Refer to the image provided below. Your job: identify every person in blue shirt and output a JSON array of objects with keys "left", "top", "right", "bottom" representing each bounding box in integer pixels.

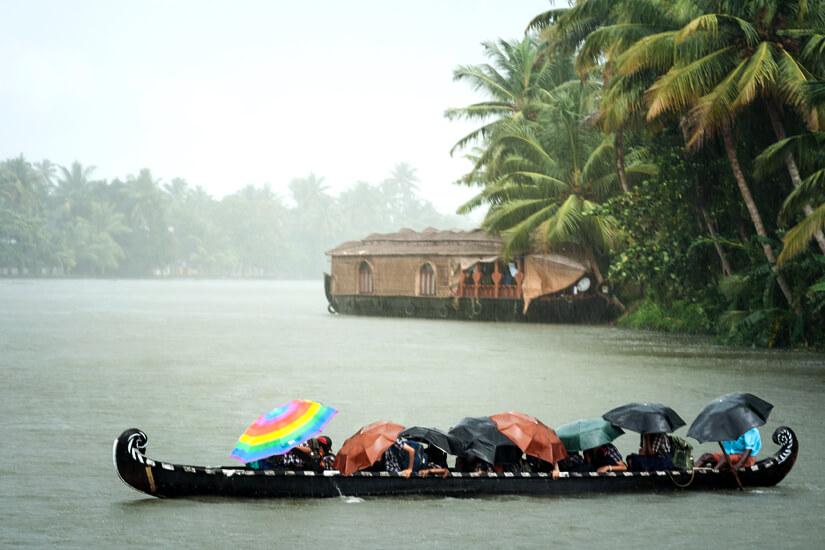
[{"left": 696, "top": 427, "right": 762, "bottom": 470}]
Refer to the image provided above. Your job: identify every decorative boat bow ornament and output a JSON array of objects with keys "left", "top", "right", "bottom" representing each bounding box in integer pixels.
[{"left": 113, "top": 426, "right": 798, "bottom": 499}]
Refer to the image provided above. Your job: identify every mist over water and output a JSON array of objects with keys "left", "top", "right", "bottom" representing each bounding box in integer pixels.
[{"left": 2, "top": 280, "right": 823, "bottom": 548}]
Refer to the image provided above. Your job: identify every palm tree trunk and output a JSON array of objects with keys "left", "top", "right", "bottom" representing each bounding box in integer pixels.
[
  {"left": 615, "top": 125, "right": 629, "bottom": 193},
  {"left": 582, "top": 235, "right": 626, "bottom": 312},
  {"left": 700, "top": 206, "right": 732, "bottom": 277},
  {"left": 679, "top": 115, "right": 733, "bottom": 276},
  {"left": 765, "top": 102, "right": 825, "bottom": 255},
  {"left": 721, "top": 122, "right": 802, "bottom": 316}
]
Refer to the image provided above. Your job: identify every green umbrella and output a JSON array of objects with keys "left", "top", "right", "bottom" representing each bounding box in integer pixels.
[{"left": 556, "top": 417, "right": 624, "bottom": 452}]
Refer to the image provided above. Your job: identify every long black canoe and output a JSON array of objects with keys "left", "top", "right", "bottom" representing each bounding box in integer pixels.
[{"left": 113, "top": 426, "right": 798, "bottom": 499}]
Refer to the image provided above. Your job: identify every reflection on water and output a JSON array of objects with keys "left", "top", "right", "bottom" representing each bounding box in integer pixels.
[{"left": 1, "top": 280, "right": 823, "bottom": 548}]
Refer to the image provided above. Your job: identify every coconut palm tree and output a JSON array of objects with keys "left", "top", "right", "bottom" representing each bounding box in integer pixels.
[
  {"left": 671, "top": 0, "right": 825, "bottom": 255},
  {"left": 54, "top": 161, "right": 96, "bottom": 219},
  {"left": 457, "top": 76, "right": 654, "bottom": 311},
  {"left": 123, "top": 169, "right": 167, "bottom": 229},
  {"left": 0, "top": 155, "right": 40, "bottom": 212},
  {"left": 74, "top": 201, "right": 131, "bottom": 275},
  {"left": 757, "top": 81, "right": 825, "bottom": 263},
  {"left": 622, "top": 0, "right": 824, "bottom": 313},
  {"left": 530, "top": 0, "right": 679, "bottom": 193},
  {"left": 381, "top": 162, "right": 420, "bottom": 208},
  {"left": 444, "top": 36, "right": 574, "bottom": 162}
]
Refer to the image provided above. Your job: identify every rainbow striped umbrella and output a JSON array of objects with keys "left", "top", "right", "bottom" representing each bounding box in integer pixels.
[{"left": 231, "top": 399, "right": 338, "bottom": 464}]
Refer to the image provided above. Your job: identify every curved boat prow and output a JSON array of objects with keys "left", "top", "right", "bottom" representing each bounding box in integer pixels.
[
  {"left": 763, "top": 426, "right": 798, "bottom": 485},
  {"left": 113, "top": 428, "right": 156, "bottom": 496}
]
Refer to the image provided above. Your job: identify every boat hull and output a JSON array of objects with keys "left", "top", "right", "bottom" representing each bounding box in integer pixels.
[
  {"left": 114, "top": 426, "right": 798, "bottom": 499},
  {"left": 325, "top": 293, "right": 608, "bottom": 323}
]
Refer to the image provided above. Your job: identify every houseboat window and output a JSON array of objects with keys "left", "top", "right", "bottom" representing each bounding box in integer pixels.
[
  {"left": 359, "top": 262, "right": 373, "bottom": 294},
  {"left": 419, "top": 263, "right": 436, "bottom": 296}
]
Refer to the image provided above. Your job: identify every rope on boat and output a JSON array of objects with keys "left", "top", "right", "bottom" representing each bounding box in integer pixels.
[{"left": 667, "top": 469, "right": 696, "bottom": 488}]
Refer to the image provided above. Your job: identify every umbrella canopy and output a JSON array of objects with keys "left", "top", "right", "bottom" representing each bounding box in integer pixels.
[
  {"left": 602, "top": 402, "right": 686, "bottom": 434},
  {"left": 448, "top": 416, "right": 522, "bottom": 465},
  {"left": 687, "top": 392, "right": 774, "bottom": 443},
  {"left": 231, "top": 399, "right": 337, "bottom": 464},
  {"left": 555, "top": 417, "right": 625, "bottom": 452},
  {"left": 490, "top": 411, "right": 568, "bottom": 464},
  {"left": 332, "top": 420, "right": 405, "bottom": 476},
  {"left": 400, "top": 426, "right": 459, "bottom": 455}
]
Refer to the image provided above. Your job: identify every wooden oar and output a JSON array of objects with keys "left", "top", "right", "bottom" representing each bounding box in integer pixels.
[{"left": 718, "top": 442, "right": 744, "bottom": 490}]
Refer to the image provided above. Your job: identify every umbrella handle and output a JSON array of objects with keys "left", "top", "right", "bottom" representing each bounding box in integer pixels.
[{"left": 718, "top": 442, "right": 744, "bottom": 491}]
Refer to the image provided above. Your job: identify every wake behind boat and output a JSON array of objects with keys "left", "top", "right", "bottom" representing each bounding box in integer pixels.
[{"left": 113, "top": 426, "right": 798, "bottom": 499}]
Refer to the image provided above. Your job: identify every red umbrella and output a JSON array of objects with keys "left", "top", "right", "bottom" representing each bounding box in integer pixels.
[
  {"left": 332, "top": 420, "right": 405, "bottom": 476},
  {"left": 490, "top": 410, "right": 568, "bottom": 464}
]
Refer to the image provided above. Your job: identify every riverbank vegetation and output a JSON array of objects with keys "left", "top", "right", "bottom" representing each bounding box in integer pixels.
[
  {"left": 0, "top": 160, "right": 468, "bottom": 279},
  {"left": 447, "top": 0, "right": 824, "bottom": 349}
]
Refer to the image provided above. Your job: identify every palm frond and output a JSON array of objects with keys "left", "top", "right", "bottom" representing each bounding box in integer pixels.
[
  {"left": 775, "top": 49, "right": 815, "bottom": 112},
  {"left": 617, "top": 31, "right": 679, "bottom": 75},
  {"left": 781, "top": 167, "right": 825, "bottom": 216},
  {"left": 684, "top": 57, "right": 747, "bottom": 149},
  {"left": 647, "top": 46, "right": 739, "bottom": 122},
  {"left": 778, "top": 201, "right": 825, "bottom": 264},
  {"left": 537, "top": 194, "right": 584, "bottom": 247}
]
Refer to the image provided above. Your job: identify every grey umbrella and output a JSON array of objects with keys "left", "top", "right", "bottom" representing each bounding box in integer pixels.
[
  {"left": 687, "top": 392, "right": 773, "bottom": 491},
  {"left": 687, "top": 392, "right": 773, "bottom": 443},
  {"left": 602, "top": 402, "right": 686, "bottom": 434},
  {"left": 400, "top": 426, "right": 459, "bottom": 455},
  {"left": 448, "top": 416, "right": 521, "bottom": 465}
]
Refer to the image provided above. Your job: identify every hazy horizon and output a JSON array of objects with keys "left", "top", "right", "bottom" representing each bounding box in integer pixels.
[{"left": 0, "top": 0, "right": 555, "bottom": 215}]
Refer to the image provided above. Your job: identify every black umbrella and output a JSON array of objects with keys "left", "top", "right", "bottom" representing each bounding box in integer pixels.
[
  {"left": 448, "top": 416, "right": 522, "bottom": 465},
  {"left": 400, "top": 426, "right": 459, "bottom": 455},
  {"left": 686, "top": 392, "right": 773, "bottom": 491},
  {"left": 602, "top": 402, "right": 686, "bottom": 434},
  {"left": 686, "top": 392, "right": 773, "bottom": 443}
]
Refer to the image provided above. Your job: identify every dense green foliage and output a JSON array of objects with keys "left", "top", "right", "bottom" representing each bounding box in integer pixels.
[
  {"left": 0, "top": 159, "right": 467, "bottom": 279},
  {"left": 447, "top": 0, "right": 825, "bottom": 348}
]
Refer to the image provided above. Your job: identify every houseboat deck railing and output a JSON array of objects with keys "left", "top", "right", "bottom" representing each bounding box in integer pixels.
[{"left": 458, "top": 259, "right": 525, "bottom": 299}]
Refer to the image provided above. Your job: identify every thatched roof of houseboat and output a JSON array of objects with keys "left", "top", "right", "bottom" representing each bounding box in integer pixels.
[{"left": 326, "top": 228, "right": 504, "bottom": 257}]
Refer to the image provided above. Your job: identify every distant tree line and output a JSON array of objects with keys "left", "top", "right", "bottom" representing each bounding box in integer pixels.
[{"left": 0, "top": 157, "right": 469, "bottom": 278}]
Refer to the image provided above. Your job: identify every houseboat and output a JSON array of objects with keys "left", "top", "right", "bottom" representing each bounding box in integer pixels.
[{"left": 324, "top": 228, "right": 612, "bottom": 323}]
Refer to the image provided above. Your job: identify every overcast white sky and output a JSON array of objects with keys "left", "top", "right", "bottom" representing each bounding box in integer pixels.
[{"left": 0, "top": 0, "right": 556, "bottom": 214}]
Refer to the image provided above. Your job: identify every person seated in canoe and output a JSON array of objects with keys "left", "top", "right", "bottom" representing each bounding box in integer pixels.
[
  {"left": 695, "top": 427, "right": 762, "bottom": 470},
  {"left": 558, "top": 451, "right": 592, "bottom": 474},
  {"left": 526, "top": 456, "right": 564, "bottom": 479},
  {"left": 383, "top": 437, "right": 419, "bottom": 478},
  {"left": 626, "top": 433, "right": 675, "bottom": 472},
  {"left": 280, "top": 436, "right": 335, "bottom": 472},
  {"left": 455, "top": 456, "right": 494, "bottom": 473},
  {"left": 583, "top": 443, "right": 627, "bottom": 473},
  {"left": 316, "top": 436, "right": 335, "bottom": 470},
  {"left": 417, "top": 446, "right": 450, "bottom": 478}
]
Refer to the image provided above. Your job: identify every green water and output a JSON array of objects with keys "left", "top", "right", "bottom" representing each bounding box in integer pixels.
[{"left": 1, "top": 279, "right": 823, "bottom": 548}]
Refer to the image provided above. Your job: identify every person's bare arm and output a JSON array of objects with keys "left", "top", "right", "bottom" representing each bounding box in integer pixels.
[
  {"left": 597, "top": 461, "right": 627, "bottom": 473},
  {"left": 399, "top": 444, "right": 415, "bottom": 478}
]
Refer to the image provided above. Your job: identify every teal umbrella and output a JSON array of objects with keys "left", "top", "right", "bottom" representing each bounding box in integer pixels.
[{"left": 556, "top": 417, "right": 624, "bottom": 452}]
